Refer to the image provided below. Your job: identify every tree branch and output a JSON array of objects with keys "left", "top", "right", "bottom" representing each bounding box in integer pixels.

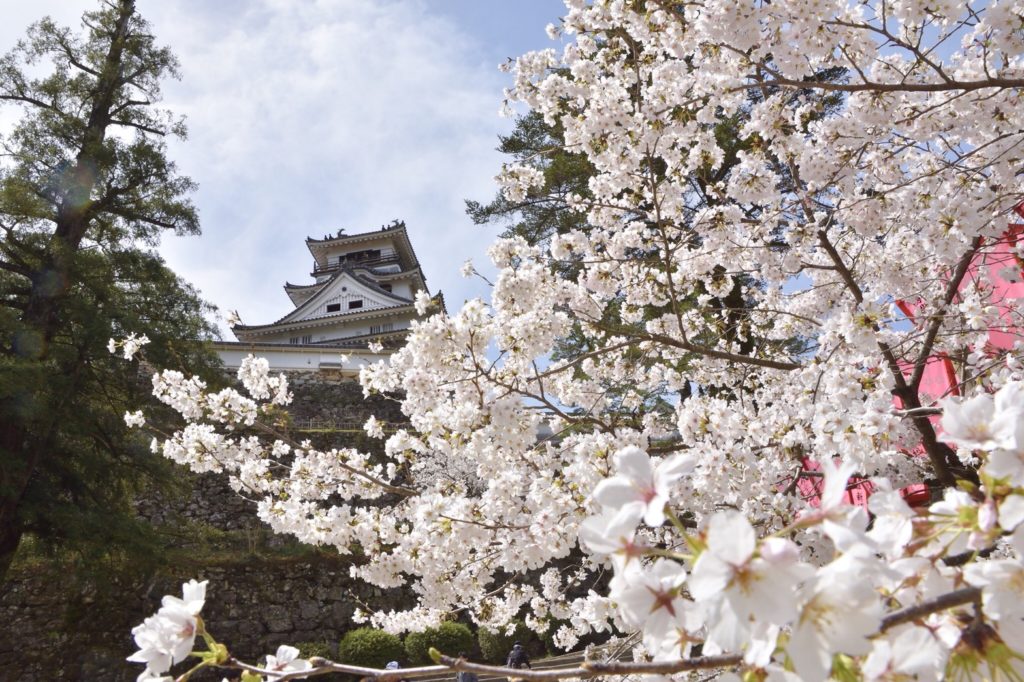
[
  {"left": 110, "top": 117, "right": 165, "bottom": 136},
  {"left": 642, "top": 331, "right": 802, "bottom": 371},
  {"left": 908, "top": 238, "right": 981, "bottom": 392},
  {"left": 879, "top": 586, "right": 981, "bottom": 632}
]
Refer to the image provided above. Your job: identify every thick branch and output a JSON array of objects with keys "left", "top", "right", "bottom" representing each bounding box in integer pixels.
[
  {"left": 908, "top": 239, "right": 981, "bottom": 391},
  {"left": 53, "top": 32, "right": 101, "bottom": 77},
  {"left": 754, "top": 75, "right": 1024, "bottom": 94},
  {"left": 0, "top": 93, "right": 62, "bottom": 114},
  {"left": 815, "top": 229, "right": 959, "bottom": 487},
  {"left": 879, "top": 586, "right": 981, "bottom": 632},
  {"left": 216, "top": 583, "right": 984, "bottom": 682},
  {"left": 642, "top": 331, "right": 802, "bottom": 371},
  {"left": 109, "top": 118, "right": 165, "bottom": 135}
]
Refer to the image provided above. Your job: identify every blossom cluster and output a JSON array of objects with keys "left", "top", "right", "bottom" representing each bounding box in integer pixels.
[
  {"left": 119, "top": 0, "right": 1024, "bottom": 679},
  {"left": 127, "top": 580, "right": 207, "bottom": 680},
  {"left": 583, "top": 390, "right": 1024, "bottom": 678},
  {"left": 127, "top": 579, "right": 313, "bottom": 681},
  {"left": 108, "top": 332, "right": 150, "bottom": 360}
]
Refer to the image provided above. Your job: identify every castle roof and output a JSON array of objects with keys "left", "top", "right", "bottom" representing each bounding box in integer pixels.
[
  {"left": 305, "top": 220, "right": 422, "bottom": 274},
  {"left": 232, "top": 301, "right": 418, "bottom": 336},
  {"left": 231, "top": 221, "right": 434, "bottom": 349}
]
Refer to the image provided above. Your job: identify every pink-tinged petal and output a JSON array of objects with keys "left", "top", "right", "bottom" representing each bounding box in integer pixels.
[
  {"left": 656, "top": 453, "right": 696, "bottom": 481},
  {"left": 707, "top": 511, "right": 756, "bottom": 566},
  {"left": 940, "top": 394, "right": 998, "bottom": 449},
  {"left": 887, "top": 626, "right": 947, "bottom": 676},
  {"left": 822, "top": 508, "right": 871, "bottom": 553},
  {"left": 1012, "top": 525, "right": 1024, "bottom": 557},
  {"left": 788, "top": 623, "right": 832, "bottom": 682},
  {"left": 760, "top": 537, "right": 799, "bottom": 564},
  {"left": 579, "top": 507, "right": 642, "bottom": 555},
  {"left": 613, "top": 446, "right": 654, "bottom": 482},
  {"left": 984, "top": 449, "right": 1024, "bottom": 485},
  {"left": 744, "top": 622, "right": 780, "bottom": 667},
  {"left": 180, "top": 579, "right": 207, "bottom": 612},
  {"left": 642, "top": 492, "right": 668, "bottom": 527},
  {"left": 593, "top": 477, "right": 643, "bottom": 510},
  {"left": 649, "top": 557, "right": 687, "bottom": 585},
  {"left": 703, "top": 598, "right": 745, "bottom": 654},
  {"left": 994, "top": 381, "right": 1024, "bottom": 416},
  {"left": 689, "top": 553, "right": 732, "bottom": 601},
  {"left": 1000, "top": 495, "right": 1024, "bottom": 532},
  {"left": 820, "top": 459, "right": 857, "bottom": 511}
]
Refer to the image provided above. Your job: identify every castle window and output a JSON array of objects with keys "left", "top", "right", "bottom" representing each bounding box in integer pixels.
[
  {"left": 348, "top": 300, "right": 363, "bottom": 310},
  {"left": 326, "top": 303, "right": 341, "bottom": 313}
]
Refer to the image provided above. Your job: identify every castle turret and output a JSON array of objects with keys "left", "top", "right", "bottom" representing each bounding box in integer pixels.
[{"left": 214, "top": 221, "right": 442, "bottom": 373}]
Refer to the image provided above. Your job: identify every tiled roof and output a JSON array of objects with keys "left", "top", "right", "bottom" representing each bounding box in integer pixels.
[{"left": 233, "top": 301, "right": 418, "bottom": 333}]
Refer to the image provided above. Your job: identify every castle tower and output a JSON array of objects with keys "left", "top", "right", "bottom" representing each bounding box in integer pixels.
[{"left": 214, "top": 220, "right": 442, "bottom": 373}]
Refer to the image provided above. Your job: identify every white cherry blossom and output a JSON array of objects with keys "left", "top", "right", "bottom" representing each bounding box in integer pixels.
[
  {"left": 265, "top": 644, "right": 312, "bottom": 675},
  {"left": 592, "top": 446, "right": 694, "bottom": 527},
  {"left": 115, "top": 0, "right": 1024, "bottom": 676}
]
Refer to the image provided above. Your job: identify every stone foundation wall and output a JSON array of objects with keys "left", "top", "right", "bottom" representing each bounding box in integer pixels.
[
  {"left": 1, "top": 371, "right": 413, "bottom": 681},
  {"left": 0, "top": 557, "right": 403, "bottom": 681},
  {"left": 135, "top": 370, "right": 410, "bottom": 531}
]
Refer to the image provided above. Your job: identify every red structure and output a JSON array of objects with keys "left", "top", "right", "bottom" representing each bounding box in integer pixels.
[{"left": 795, "top": 202, "right": 1024, "bottom": 510}]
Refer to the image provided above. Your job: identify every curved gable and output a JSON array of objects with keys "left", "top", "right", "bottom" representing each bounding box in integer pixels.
[
  {"left": 284, "top": 282, "right": 322, "bottom": 307},
  {"left": 278, "top": 270, "right": 406, "bottom": 325}
]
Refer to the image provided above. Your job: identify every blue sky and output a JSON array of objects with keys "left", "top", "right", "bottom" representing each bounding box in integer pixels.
[{"left": 0, "top": 0, "right": 566, "bottom": 335}]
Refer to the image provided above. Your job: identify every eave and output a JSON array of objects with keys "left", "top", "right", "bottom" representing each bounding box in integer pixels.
[{"left": 232, "top": 302, "right": 418, "bottom": 338}]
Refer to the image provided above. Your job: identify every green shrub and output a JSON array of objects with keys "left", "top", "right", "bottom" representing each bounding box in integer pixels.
[
  {"left": 338, "top": 627, "right": 404, "bottom": 670},
  {"left": 477, "top": 619, "right": 539, "bottom": 663},
  {"left": 404, "top": 621, "right": 475, "bottom": 665},
  {"left": 295, "top": 640, "right": 335, "bottom": 660}
]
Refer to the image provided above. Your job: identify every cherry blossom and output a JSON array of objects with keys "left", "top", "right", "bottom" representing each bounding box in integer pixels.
[
  {"left": 128, "top": 580, "right": 207, "bottom": 680},
  {"left": 264, "top": 644, "right": 313, "bottom": 676},
  {"left": 108, "top": 332, "right": 150, "bottom": 360},
  {"left": 111, "top": 0, "right": 1024, "bottom": 677},
  {"left": 592, "top": 446, "right": 694, "bottom": 527}
]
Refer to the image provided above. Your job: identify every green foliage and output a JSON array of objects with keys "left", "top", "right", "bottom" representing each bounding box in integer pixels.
[
  {"left": 296, "top": 641, "right": 336, "bottom": 660},
  {"left": 338, "top": 628, "right": 404, "bottom": 670},
  {"left": 465, "top": 110, "right": 594, "bottom": 254},
  {"left": 0, "top": 0, "right": 220, "bottom": 578},
  {"left": 404, "top": 621, "right": 475, "bottom": 665},
  {"left": 477, "top": 620, "right": 539, "bottom": 664}
]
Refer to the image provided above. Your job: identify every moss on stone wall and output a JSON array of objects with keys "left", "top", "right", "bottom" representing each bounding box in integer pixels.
[{"left": 2, "top": 372, "right": 413, "bottom": 681}]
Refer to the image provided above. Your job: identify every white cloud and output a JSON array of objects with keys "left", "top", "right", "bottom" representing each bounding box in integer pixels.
[
  {"left": 1, "top": 0, "right": 564, "bottom": 336},
  {"left": 145, "top": 0, "right": 534, "bottom": 333}
]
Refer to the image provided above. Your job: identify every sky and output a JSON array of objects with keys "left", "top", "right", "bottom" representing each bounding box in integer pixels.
[{"left": 0, "top": 0, "right": 567, "bottom": 336}]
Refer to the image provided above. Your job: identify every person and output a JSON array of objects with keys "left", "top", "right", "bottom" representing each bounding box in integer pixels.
[
  {"left": 455, "top": 652, "right": 478, "bottom": 682},
  {"left": 386, "top": 660, "right": 409, "bottom": 682},
  {"left": 505, "top": 642, "right": 531, "bottom": 669}
]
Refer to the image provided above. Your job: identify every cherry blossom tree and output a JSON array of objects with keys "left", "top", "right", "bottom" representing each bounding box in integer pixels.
[{"left": 120, "top": 0, "right": 1024, "bottom": 679}]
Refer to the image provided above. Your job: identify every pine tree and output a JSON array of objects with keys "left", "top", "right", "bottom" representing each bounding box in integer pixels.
[{"left": 0, "top": 0, "right": 219, "bottom": 579}]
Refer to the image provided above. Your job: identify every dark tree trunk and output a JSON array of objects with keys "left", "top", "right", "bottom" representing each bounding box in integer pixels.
[
  {"left": 0, "top": 1, "right": 134, "bottom": 584},
  {"left": 0, "top": 524, "right": 23, "bottom": 581}
]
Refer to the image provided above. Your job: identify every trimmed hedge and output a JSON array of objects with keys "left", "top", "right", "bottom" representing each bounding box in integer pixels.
[
  {"left": 477, "top": 619, "right": 538, "bottom": 663},
  {"left": 338, "top": 627, "right": 404, "bottom": 670},
  {"left": 404, "top": 621, "right": 475, "bottom": 665},
  {"left": 295, "top": 641, "right": 335, "bottom": 660}
]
